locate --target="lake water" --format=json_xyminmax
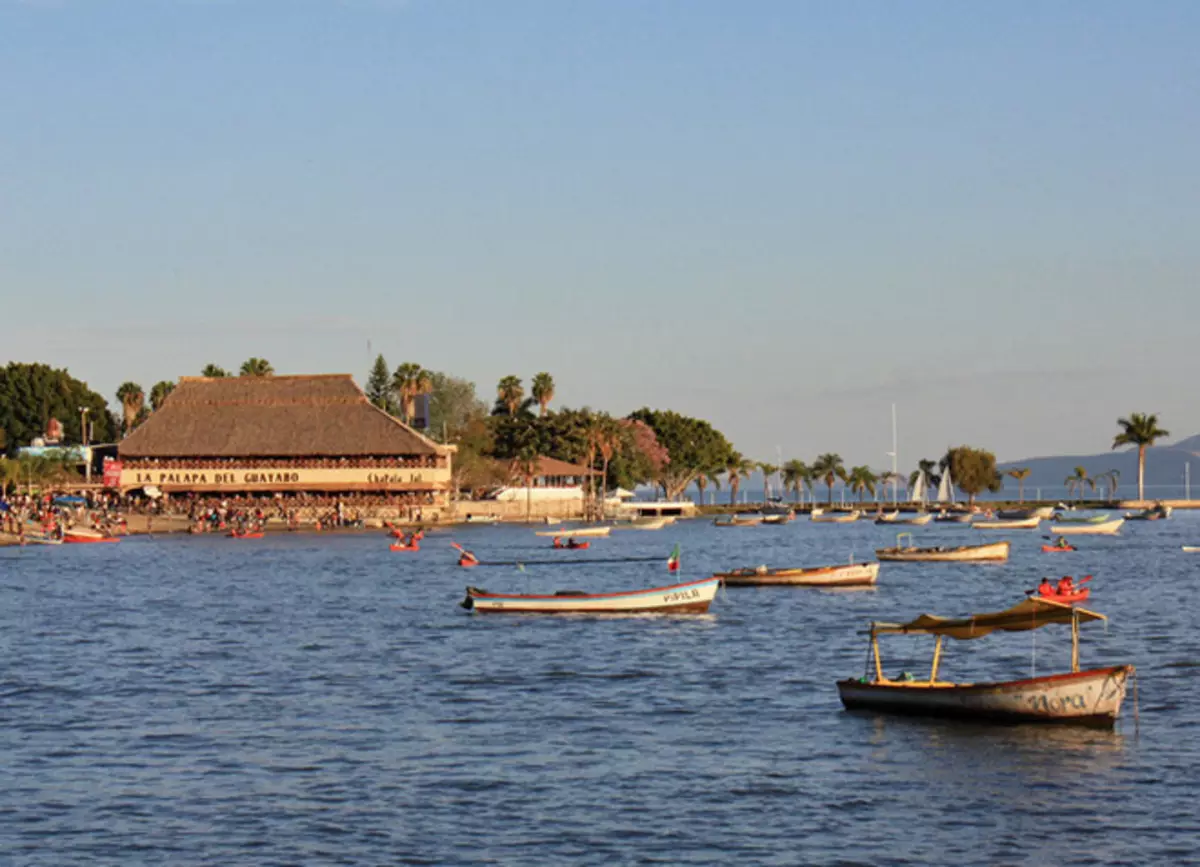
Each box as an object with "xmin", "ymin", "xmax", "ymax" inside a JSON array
[{"xmin": 2, "ymin": 517, "xmax": 1198, "ymax": 865}]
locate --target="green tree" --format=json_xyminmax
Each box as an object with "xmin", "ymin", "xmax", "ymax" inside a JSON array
[
  {"xmin": 427, "ymin": 372, "xmax": 487, "ymax": 443},
  {"xmin": 149, "ymin": 380, "xmax": 176, "ymax": 412},
  {"xmin": 116, "ymin": 382, "xmax": 145, "ymax": 435},
  {"xmin": 724, "ymin": 453, "xmax": 756, "ymax": 505},
  {"xmin": 1112, "ymin": 413, "xmax": 1170, "ymax": 501},
  {"xmin": 1007, "ymin": 467, "xmax": 1031, "ymax": 503},
  {"xmin": 782, "ymin": 460, "xmax": 809, "ymax": 503},
  {"xmin": 626, "ymin": 408, "xmax": 736, "ymax": 501},
  {"xmin": 391, "ymin": 362, "xmax": 433, "ymax": 425},
  {"xmin": 0, "ymin": 363, "xmax": 116, "ymax": 454},
  {"xmin": 757, "ymin": 462, "xmax": 779, "ymax": 502},
  {"xmin": 942, "ymin": 446, "xmax": 1001, "ymax": 505},
  {"xmin": 846, "ymin": 465, "xmax": 878, "ymax": 502},
  {"xmin": 201, "ymin": 364, "xmax": 228, "ymax": 378},
  {"xmin": 811, "ymin": 453, "xmax": 847, "ymax": 505},
  {"xmin": 496, "ymin": 375, "xmax": 525, "ymax": 417},
  {"xmin": 239, "ymin": 358, "xmax": 274, "ymax": 377},
  {"xmin": 531, "ymin": 372, "xmax": 555, "ymax": 417},
  {"xmin": 365, "ymin": 354, "xmax": 394, "ymax": 412}
]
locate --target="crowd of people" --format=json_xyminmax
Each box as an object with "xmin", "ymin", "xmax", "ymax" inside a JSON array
[{"xmin": 0, "ymin": 490, "xmax": 127, "ymax": 541}]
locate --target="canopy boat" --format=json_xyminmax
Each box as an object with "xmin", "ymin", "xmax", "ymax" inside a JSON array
[
  {"xmin": 715, "ymin": 561, "xmax": 879, "ymax": 587},
  {"xmin": 837, "ymin": 597, "xmax": 1132, "ymax": 725},
  {"xmin": 461, "ymin": 576, "xmax": 721, "ymax": 615},
  {"xmin": 1053, "ymin": 512, "xmax": 1111, "ymax": 524},
  {"xmin": 63, "ymin": 528, "xmax": 119, "ymax": 544},
  {"xmin": 876, "ymin": 535, "xmax": 1009, "ymax": 562},
  {"xmin": 714, "ymin": 515, "xmax": 763, "ymax": 527},
  {"xmin": 811, "ymin": 510, "xmax": 861, "ymax": 524},
  {"xmin": 534, "ymin": 526, "xmax": 612, "ymax": 538},
  {"xmin": 1052, "ymin": 519, "xmax": 1124, "ymax": 536},
  {"xmin": 1125, "ymin": 504, "xmax": 1173, "ymax": 521},
  {"xmin": 973, "ymin": 517, "xmax": 1041, "ymax": 530}
]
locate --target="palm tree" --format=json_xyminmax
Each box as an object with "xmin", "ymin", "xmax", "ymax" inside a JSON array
[
  {"xmin": 782, "ymin": 460, "xmax": 809, "ymax": 504},
  {"xmin": 811, "ymin": 453, "xmax": 847, "ymax": 505},
  {"xmin": 200, "ymin": 364, "xmax": 228, "ymax": 378},
  {"xmin": 757, "ymin": 462, "xmax": 779, "ymax": 503},
  {"xmin": 845, "ymin": 466, "xmax": 878, "ymax": 502},
  {"xmin": 1101, "ymin": 469, "xmax": 1121, "ymax": 501},
  {"xmin": 391, "ymin": 363, "xmax": 432, "ymax": 424},
  {"xmin": 239, "ymin": 358, "xmax": 274, "ymax": 377},
  {"xmin": 694, "ymin": 473, "xmax": 709, "ymax": 507},
  {"xmin": 149, "ymin": 380, "xmax": 176, "ymax": 412},
  {"xmin": 115, "ymin": 382, "xmax": 144, "ymax": 435},
  {"xmin": 725, "ymin": 453, "xmax": 756, "ymax": 506},
  {"xmin": 1064, "ymin": 466, "xmax": 1094, "ymax": 502},
  {"xmin": 497, "ymin": 376, "xmax": 525, "ymax": 416},
  {"xmin": 1113, "ymin": 413, "xmax": 1170, "ymax": 501},
  {"xmin": 705, "ymin": 472, "xmax": 722, "ymax": 505},
  {"xmin": 1007, "ymin": 468, "xmax": 1031, "ymax": 503},
  {"xmin": 531, "ymin": 372, "xmax": 555, "ymax": 417}
]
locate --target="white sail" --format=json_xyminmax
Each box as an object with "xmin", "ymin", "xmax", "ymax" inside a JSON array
[
  {"xmin": 910, "ymin": 470, "xmax": 927, "ymax": 504},
  {"xmin": 936, "ymin": 470, "xmax": 953, "ymax": 504}
]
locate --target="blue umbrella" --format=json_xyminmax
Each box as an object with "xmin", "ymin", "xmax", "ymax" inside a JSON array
[{"xmin": 53, "ymin": 495, "xmax": 87, "ymax": 506}]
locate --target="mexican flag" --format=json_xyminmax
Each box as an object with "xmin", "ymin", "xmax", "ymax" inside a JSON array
[{"xmin": 667, "ymin": 544, "xmax": 681, "ymax": 572}]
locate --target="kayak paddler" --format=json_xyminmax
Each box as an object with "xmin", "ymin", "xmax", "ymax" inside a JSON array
[{"xmin": 1038, "ymin": 577, "xmax": 1055, "ymax": 597}]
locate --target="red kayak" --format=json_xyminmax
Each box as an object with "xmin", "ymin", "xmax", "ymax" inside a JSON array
[
  {"xmin": 553, "ymin": 540, "xmax": 590, "ymax": 550},
  {"xmin": 390, "ymin": 542, "xmax": 420, "ymax": 552},
  {"xmin": 1037, "ymin": 587, "xmax": 1090, "ymax": 604},
  {"xmin": 229, "ymin": 532, "xmax": 264, "ymax": 540},
  {"xmin": 1041, "ymin": 545, "xmax": 1076, "ymax": 553},
  {"xmin": 63, "ymin": 534, "xmax": 119, "ymax": 544}
]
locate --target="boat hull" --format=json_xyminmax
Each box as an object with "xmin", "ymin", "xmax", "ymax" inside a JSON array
[
  {"xmin": 1052, "ymin": 519, "xmax": 1124, "ymax": 536},
  {"xmin": 534, "ymin": 526, "xmax": 612, "ymax": 537},
  {"xmin": 837, "ymin": 665, "xmax": 1133, "ymax": 726},
  {"xmin": 63, "ymin": 533, "xmax": 119, "ymax": 544},
  {"xmin": 463, "ymin": 577, "xmax": 720, "ymax": 615},
  {"xmin": 718, "ymin": 562, "xmax": 879, "ymax": 587},
  {"xmin": 811, "ymin": 511, "xmax": 861, "ymax": 524},
  {"xmin": 973, "ymin": 517, "xmax": 1041, "ymax": 530},
  {"xmin": 876, "ymin": 541, "xmax": 1010, "ymax": 562}
]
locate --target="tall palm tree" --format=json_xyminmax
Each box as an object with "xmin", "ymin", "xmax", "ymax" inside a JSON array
[
  {"xmin": 497, "ymin": 375, "xmax": 525, "ymax": 416},
  {"xmin": 725, "ymin": 453, "xmax": 756, "ymax": 506},
  {"xmin": 239, "ymin": 357, "xmax": 274, "ymax": 377},
  {"xmin": 757, "ymin": 462, "xmax": 779, "ymax": 503},
  {"xmin": 782, "ymin": 460, "xmax": 809, "ymax": 504},
  {"xmin": 1007, "ymin": 468, "xmax": 1031, "ymax": 503},
  {"xmin": 115, "ymin": 382, "xmax": 144, "ymax": 435},
  {"xmin": 391, "ymin": 363, "xmax": 433, "ymax": 424},
  {"xmin": 845, "ymin": 466, "xmax": 878, "ymax": 502},
  {"xmin": 811, "ymin": 453, "xmax": 847, "ymax": 505},
  {"xmin": 531, "ymin": 372, "xmax": 555, "ymax": 417},
  {"xmin": 200, "ymin": 364, "xmax": 228, "ymax": 378},
  {"xmin": 694, "ymin": 473, "xmax": 709, "ymax": 506},
  {"xmin": 1101, "ymin": 469, "xmax": 1121, "ymax": 501},
  {"xmin": 1113, "ymin": 413, "xmax": 1170, "ymax": 501},
  {"xmin": 149, "ymin": 380, "xmax": 176, "ymax": 412},
  {"xmin": 1064, "ymin": 466, "xmax": 1094, "ymax": 502}
]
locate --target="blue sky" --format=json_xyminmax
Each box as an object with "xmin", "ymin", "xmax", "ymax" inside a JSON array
[{"xmin": 2, "ymin": 1, "xmax": 1198, "ymax": 468}]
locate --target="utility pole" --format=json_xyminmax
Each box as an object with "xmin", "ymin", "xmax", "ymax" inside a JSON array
[{"xmin": 79, "ymin": 406, "xmax": 91, "ymax": 485}]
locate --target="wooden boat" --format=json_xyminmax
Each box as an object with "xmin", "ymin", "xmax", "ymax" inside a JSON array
[
  {"xmin": 1053, "ymin": 512, "xmax": 1111, "ymax": 524},
  {"xmin": 63, "ymin": 528, "xmax": 119, "ymax": 544},
  {"xmin": 1125, "ymin": 504, "xmax": 1172, "ymax": 521},
  {"xmin": 876, "ymin": 512, "xmax": 933, "ymax": 526},
  {"xmin": 998, "ymin": 506, "xmax": 1056, "ymax": 521},
  {"xmin": 836, "ymin": 597, "xmax": 1133, "ymax": 725},
  {"xmin": 625, "ymin": 517, "xmax": 670, "ymax": 530},
  {"xmin": 811, "ymin": 510, "xmax": 861, "ymax": 524},
  {"xmin": 876, "ymin": 537, "xmax": 1009, "ymax": 562},
  {"xmin": 934, "ymin": 513, "xmax": 972, "ymax": 524},
  {"xmin": 714, "ymin": 516, "xmax": 762, "ymax": 527},
  {"xmin": 1052, "ymin": 518, "xmax": 1124, "ymax": 536},
  {"xmin": 973, "ymin": 517, "xmax": 1041, "ymax": 530},
  {"xmin": 761, "ymin": 512, "xmax": 795, "ymax": 525},
  {"xmin": 1182, "ymin": 546, "xmax": 1200, "ymax": 553},
  {"xmin": 461, "ymin": 576, "xmax": 721, "ymax": 615},
  {"xmin": 715, "ymin": 561, "xmax": 879, "ymax": 587},
  {"xmin": 534, "ymin": 526, "xmax": 612, "ymax": 538}
]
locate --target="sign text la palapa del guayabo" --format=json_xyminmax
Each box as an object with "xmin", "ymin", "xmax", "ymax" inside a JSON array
[{"xmin": 118, "ymin": 466, "xmax": 450, "ymax": 491}]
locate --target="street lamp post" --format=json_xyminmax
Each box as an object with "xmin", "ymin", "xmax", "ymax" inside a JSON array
[{"xmin": 78, "ymin": 407, "xmax": 91, "ymax": 485}]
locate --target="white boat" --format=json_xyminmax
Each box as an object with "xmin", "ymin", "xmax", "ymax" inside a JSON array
[
  {"xmin": 876, "ymin": 539, "xmax": 1010, "ymax": 562},
  {"xmin": 876, "ymin": 513, "xmax": 933, "ymax": 526},
  {"xmin": 715, "ymin": 561, "xmax": 879, "ymax": 587},
  {"xmin": 461, "ymin": 576, "xmax": 720, "ymax": 614},
  {"xmin": 935, "ymin": 470, "xmax": 954, "ymax": 504},
  {"xmin": 623, "ymin": 517, "xmax": 670, "ymax": 530},
  {"xmin": 1052, "ymin": 518, "xmax": 1124, "ymax": 536},
  {"xmin": 811, "ymin": 510, "xmax": 861, "ymax": 524},
  {"xmin": 1182, "ymin": 546, "xmax": 1200, "ymax": 553},
  {"xmin": 837, "ymin": 597, "xmax": 1133, "ymax": 726},
  {"xmin": 534, "ymin": 526, "xmax": 612, "ymax": 537},
  {"xmin": 998, "ymin": 506, "xmax": 1056, "ymax": 521},
  {"xmin": 910, "ymin": 470, "xmax": 927, "ymax": 506},
  {"xmin": 463, "ymin": 514, "xmax": 500, "ymax": 524},
  {"xmin": 973, "ymin": 517, "xmax": 1041, "ymax": 530}
]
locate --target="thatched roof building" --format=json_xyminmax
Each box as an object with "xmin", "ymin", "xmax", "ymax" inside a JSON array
[{"xmin": 120, "ymin": 375, "xmax": 442, "ymax": 458}]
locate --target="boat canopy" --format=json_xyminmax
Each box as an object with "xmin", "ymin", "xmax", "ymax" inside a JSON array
[{"xmin": 871, "ymin": 597, "xmax": 1105, "ymax": 640}]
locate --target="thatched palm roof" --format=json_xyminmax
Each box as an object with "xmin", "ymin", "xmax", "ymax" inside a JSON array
[{"xmin": 119, "ymin": 375, "xmax": 443, "ymax": 457}]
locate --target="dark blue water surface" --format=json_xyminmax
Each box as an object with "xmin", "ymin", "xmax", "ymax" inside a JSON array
[{"xmin": 3, "ymin": 516, "xmax": 1198, "ymax": 865}]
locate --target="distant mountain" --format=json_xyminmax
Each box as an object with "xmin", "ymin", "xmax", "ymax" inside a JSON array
[{"xmin": 998, "ymin": 436, "xmax": 1200, "ymax": 500}]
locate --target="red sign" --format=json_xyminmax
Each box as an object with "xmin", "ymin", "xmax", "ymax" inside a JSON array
[{"xmin": 103, "ymin": 459, "xmax": 123, "ymax": 488}]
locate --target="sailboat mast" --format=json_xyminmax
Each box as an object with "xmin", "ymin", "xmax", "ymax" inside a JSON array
[{"xmin": 891, "ymin": 403, "xmax": 898, "ymax": 505}]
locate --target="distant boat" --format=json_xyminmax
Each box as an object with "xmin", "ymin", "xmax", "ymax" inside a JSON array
[
  {"xmin": 1182, "ymin": 546, "xmax": 1200, "ymax": 553},
  {"xmin": 998, "ymin": 506, "xmax": 1056, "ymax": 521},
  {"xmin": 715, "ymin": 561, "xmax": 879, "ymax": 587},
  {"xmin": 460, "ymin": 576, "xmax": 721, "ymax": 615},
  {"xmin": 714, "ymin": 515, "xmax": 763, "ymax": 527},
  {"xmin": 876, "ymin": 512, "xmax": 933, "ymax": 526},
  {"xmin": 876, "ymin": 538, "xmax": 1010, "ymax": 562},
  {"xmin": 464, "ymin": 515, "xmax": 500, "ymax": 525},
  {"xmin": 811, "ymin": 510, "xmax": 861, "ymax": 524},
  {"xmin": 534, "ymin": 526, "xmax": 612, "ymax": 537},
  {"xmin": 973, "ymin": 517, "xmax": 1041, "ymax": 530},
  {"xmin": 63, "ymin": 528, "xmax": 119, "ymax": 544},
  {"xmin": 934, "ymin": 512, "xmax": 972, "ymax": 524},
  {"xmin": 623, "ymin": 517, "xmax": 670, "ymax": 530},
  {"xmin": 761, "ymin": 512, "xmax": 795, "ymax": 525},
  {"xmin": 1124, "ymin": 504, "xmax": 1172, "ymax": 521},
  {"xmin": 1053, "ymin": 512, "xmax": 1111, "ymax": 524},
  {"xmin": 1052, "ymin": 518, "xmax": 1124, "ymax": 536}
]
